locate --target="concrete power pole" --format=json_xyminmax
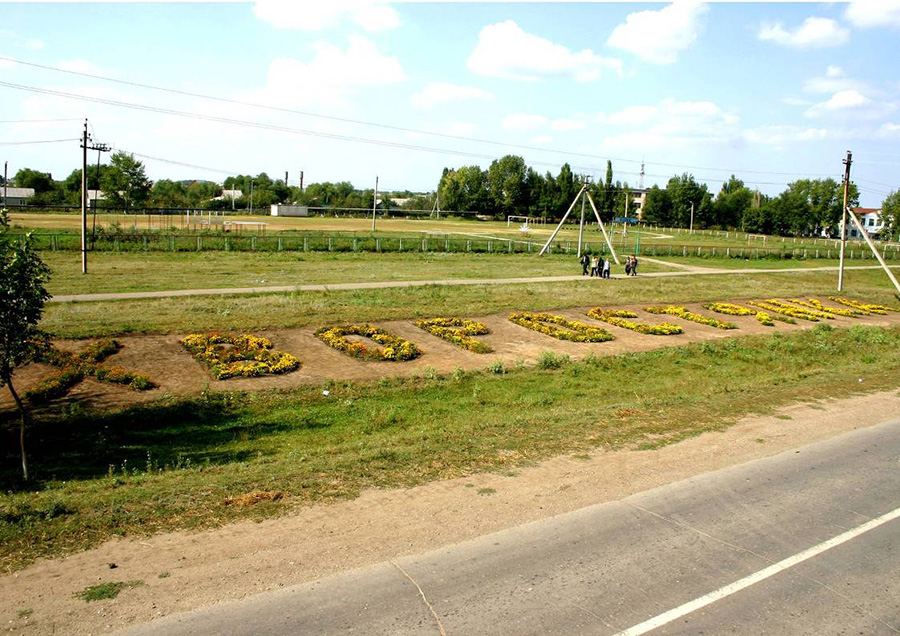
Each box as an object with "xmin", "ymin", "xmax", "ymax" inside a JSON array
[
  {"xmin": 690, "ymin": 201, "xmax": 695, "ymax": 235},
  {"xmin": 837, "ymin": 150, "xmax": 853, "ymax": 292},
  {"xmin": 299, "ymin": 170, "xmax": 304, "ymax": 191}
]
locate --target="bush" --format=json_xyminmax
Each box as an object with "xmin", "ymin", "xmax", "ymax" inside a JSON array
[{"xmin": 537, "ymin": 351, "xmax": 570, "ymax": 370}]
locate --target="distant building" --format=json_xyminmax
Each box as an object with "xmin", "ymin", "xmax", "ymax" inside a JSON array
[
  {"xmin": 214, "ymin": 189, "xmax": 243, "ymax": 201},
  {"xmin": 87, "ymin": 190, "xmax": 106, "ymax": 207},
  {"xmin": 0, "ymin": 187, "xmax": 35, "ymax": 206},
  {"xmin": 846, "ymin": 207, "xmax": 883, "ymax": 239}
]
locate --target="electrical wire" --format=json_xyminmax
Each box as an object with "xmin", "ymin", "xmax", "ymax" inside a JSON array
[
  {"xmin": 0, "ymin": 55, "xmax": 841, "ymax": 178},
  {"xmin": 0, "ymin": 138, "xmax": 79, "ymax": 145},
  {"xmin": 0, "ymin": 118, "xmax": 82, "ymax": 123}
]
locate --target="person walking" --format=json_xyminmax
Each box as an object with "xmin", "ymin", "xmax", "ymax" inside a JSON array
[
  {"xmin": 580, "ymin": 252, "xmax": 590, "ymax": 276},
  {"xmin": 590, "ymin": 255, "xmax": 599, "ymax": 277},
  {"xmin": 631, "ymin": 255, "xmax": 639, "ymax": 276},
  {"xmin": 603, "ymin": 257, "xmax": 611, "ymax": 278},
  {"xmin": 625, "ymin": 256, "xmax": 632, "ymax": 276},
  {"xmin": 597, "ymin": 255, "xmax": 605, "ymax": 279}
]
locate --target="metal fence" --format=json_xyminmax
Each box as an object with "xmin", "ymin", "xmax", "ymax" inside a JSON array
[{"xmin": 13, "ymin": 232, "xmax": 900, "ymax": 261}]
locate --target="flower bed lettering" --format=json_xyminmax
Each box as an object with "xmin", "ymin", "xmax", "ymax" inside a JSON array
[
  {"xmin": 829, "ymin": 297, "xmax": 897, "ymax": 315},
  {"xmin": 26, "ymin": 339, "xmax": 156, "ymax": 403},
  {"xmin": 415, "ymin": 317, "xmax": 493, "ymax": 353},
  {"xmin": 587, "ymin": 308, "xmax": 683, "ymax": 335},
  {"xmin": 788, "ymin": 298, "xmax": 858, "ymax": 317},
  {"xmin": 316, "ymin": 325, "xmax": 421, "ymax": 361},
  {"xmin": 748, "ymin": 299, "xmax": 833, "ymax": 322},
  {"xmin": 508, "ymin": 312, "xmax": 614, "ymax": 342},
  {"xmin": 702, "ymin": 302, "xmax": 794, "ymax": 327},
  {"xmin": 644, "ymin": 306, "xmax": 736, "ymax": 330},
  {"xmin": 181, "ymin": 333, "xmax": 300, "ymax": 379}
]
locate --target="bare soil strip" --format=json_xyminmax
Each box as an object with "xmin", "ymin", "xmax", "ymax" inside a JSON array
[
  {"xmin": 5, "ymin": 297, "xmax": 900, "ymax": 413},
  {"xmin": 3, "ymin": 390, "xmax": 898, "ymax": 636}
]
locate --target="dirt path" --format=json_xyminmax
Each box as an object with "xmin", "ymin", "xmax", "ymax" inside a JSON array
[
  {"xmin": 47, "ymin": 263, "xmax": 900, "ymax": 303},
  {"xmin": 2, "ymin": 390, "xmax": 898, "ymax": 636},
  {"xmin": 5, "ymin": 297, "xmax": 900, "ymax": 414}
]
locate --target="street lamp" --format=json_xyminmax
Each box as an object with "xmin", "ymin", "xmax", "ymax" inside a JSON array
[{"xmin": 250, "ymin": 179, "xmax": 255, "ymax": 215}]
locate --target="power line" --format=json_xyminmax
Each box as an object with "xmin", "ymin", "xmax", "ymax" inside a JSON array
[
  {"xmin": 0, "ymin": 118, "xmax": 82, "ymax": 123},
  {"xmin": 0, "ymin": 55, "xmax": 840, "ymax": 179},
  {"xmin": 0, "ymin": 138, "xmax": 79, "ymax": 145}
]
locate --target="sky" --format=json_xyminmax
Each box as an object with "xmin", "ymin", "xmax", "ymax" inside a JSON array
[{"xmin": 1, "ymin": 1, "xmax": 899, "ymax": 206}]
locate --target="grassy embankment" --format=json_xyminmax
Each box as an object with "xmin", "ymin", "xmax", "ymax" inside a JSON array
[{"xmin": 1, "ymin": 323, "xmax": 899, "ymax": 571}]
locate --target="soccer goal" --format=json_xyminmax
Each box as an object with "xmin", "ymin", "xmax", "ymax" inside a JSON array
[{"xmin": 507, "ymin": 215, "xmax": 545, "ymax": 228}]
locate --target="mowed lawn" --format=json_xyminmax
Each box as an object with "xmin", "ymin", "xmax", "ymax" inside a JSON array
[{"xmin": 41, "ymin": 251, "xmax": 669, "ymax": 296}]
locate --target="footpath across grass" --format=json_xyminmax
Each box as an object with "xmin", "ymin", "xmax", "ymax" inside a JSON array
[{"xmin": 2, "ymin": 324, "xmax": 900, "ymax": 570}]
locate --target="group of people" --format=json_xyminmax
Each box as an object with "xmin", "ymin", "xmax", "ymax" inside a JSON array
[{"xmin": 578, "ymin": 253, "xmax": 638, "ymax": 278}]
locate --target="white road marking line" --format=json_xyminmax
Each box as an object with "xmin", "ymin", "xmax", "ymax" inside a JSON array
[{"xmin": 613, "ymin": 505, "xmax": 900, "ymax": 636}]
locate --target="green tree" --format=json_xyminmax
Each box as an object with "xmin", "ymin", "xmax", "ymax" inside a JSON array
[
  {"xmin": 714, "ymin": 176, "xmax": 753, "ymax": 229},
  {"xmin": 487, "ymin": 155, "xmax": 527, "ymax": 217},
  {"xmin": 150, "ymin": 179, "xmax": 188, "ymax": 208},
  {"xmin": 101, "ymin": 152, "xmax": 152, "ymax": 210},
  {"xmin": 0, "ymin": 212, "xmax": 51, "ymax": 480},
  {"xmin": 881, "ymin": 190, "xmax": 900, "ymax": 241},
  {"xmin": 13, "ymin": 168, "xmax": 54, "ymax": 194},
  {"xmin": 641, "ymin": 185, "xmax": 673, "ymax": 226}
]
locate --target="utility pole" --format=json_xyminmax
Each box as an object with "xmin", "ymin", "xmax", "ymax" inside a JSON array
[
  {"xmin": 250, "ymin": 180, "xmax": 255, "ymax": 215},
  {"xmin": 837, "ymin": 150, "xmax": 852, "ymax": 292},
  {"xmin": 80, "ymin": 120, "xmax": 88, "ymax": 274},
  {"xmin": 284, "ymin": 171, "xmax": 288, "ymax": 186},
  {"xmin": 690, "ymin": 201, "xmax": 695, "ymax": 235},
  {"xmin": 2, "ymin": 161, "xmax": 7, "ymax": 209},
  {"xmin": 372, "ymin": 175, "xmax": 378, "ymax": 232},
  {"xmin": 299, "ymin": 170, "xmax": 304, "ymax": 191}
]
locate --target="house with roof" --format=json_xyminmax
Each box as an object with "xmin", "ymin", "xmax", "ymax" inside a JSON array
[
  {"xmin": 0, "ymin": 187, "xmax": 35, "ymax": 206},
  {"xmin": 845, "ymin": 207, "xmax": 884, "ymax": 239}
]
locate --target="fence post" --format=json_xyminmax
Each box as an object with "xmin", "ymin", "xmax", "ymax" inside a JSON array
[
  {"xmin": 170, "ymin": 235, "xmax": 175, "ymax": 252},
  {"xmin": 466, "ymin": 240, "xmax": 471, "ymax": 252},
  {"xmin": 399, "ymin": 238, "xmax": 403, "ymax": 252},
  {"xmin": 278, "ymin": 237, "xmax": 283, "ymax": 252},
  {"xmin": 376, "ymin": 238, "xmax": 381, "ymax": 252},
  {"xmin": 225, "ymin": 236, "xmax": 230, "ymax": 252}
]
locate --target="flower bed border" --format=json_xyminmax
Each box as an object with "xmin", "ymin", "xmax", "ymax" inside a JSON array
[
  {"xmin": 415, "ymin": 317, "xmax": 493, "ymax": 353},
  {"xmin": 315, "ymin": 324, "xmax": 422, "ymax": 361},
  {"xmin": 508, "ymin": 312, "xmax": 614, "ymax": 342}
]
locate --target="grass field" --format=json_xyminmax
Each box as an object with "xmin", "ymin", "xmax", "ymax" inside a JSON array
[
  {"xmin": 2, "ymin": 323, "xmax": 899, "ymax": 570},
  {"xmin": 40, "ymin": 251, "xmax": 669, "ymax": 296}
]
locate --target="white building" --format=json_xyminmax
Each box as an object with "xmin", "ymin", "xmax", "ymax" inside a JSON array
[
  {"xmin": 846, "ymin": 207, "xmax": 884, "ymax": 239},
  {"xmin": 0, "ymin": 187, "xmax": 35, "ymax": 206}
]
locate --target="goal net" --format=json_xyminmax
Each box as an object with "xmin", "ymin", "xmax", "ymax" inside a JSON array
[{"xmin": 507, "ymin": 215, "xmax": 546, "ymax": 228}]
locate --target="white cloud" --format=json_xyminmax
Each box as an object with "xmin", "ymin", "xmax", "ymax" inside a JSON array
[
  {"xmin": 743, "ymin": 125, "xmax": 833, "ymax": 146},
  {"xmin": 25, "ymin": 39, "xmax": 43, "ymax": 51},
  {"xmin": 878, "ymin": 123, "xmax": 900, "ymax": 138},
  {"xmin": 502, "ymin": 113, "xmax": 548, "ymax": 130},
  {"xmin": 256, "ymin": 35, "xmax": 407, "ymax": 108},
  {"xmin": 758, "ymin": 17, "xmax": 849, "ymax": 49},
  {"xmin": 845, "ymin": 0, "xmax": 900, "ymax": 29},
  {"xmin": 529, "ymin": 135, "xmax": 553, "ymax": 145},
  {"xmin": 606, "ymin": 1, "xmax": 708, "ymax": 65},
  {"xmin": 253, "ymin": 0, "xmax": 400, "ymax": 32},
  {"xmin": 599, "ymin": 105, "xmax": 657, "ymax": 126},
  {"xmin": 803, "ymin": 67, "xmax": 865, "ymax": 94},
  {"xmin": 805, "ymin": 89, "xmax": 870, "ymax": 117},
  {"xmin": 467, "ymin": 20, "xmax": 622, "ymax": 82},
  {"xmin": 782, "ymin": 97, "xmax": 811, "ymax": 106},
  {"xmin": 598, "ymin": 98, "xmax": 740, "ymax": 151},
  {"xmin": 550, "ymin": 118, "xmax": 585, "ymax": 132},
  {"xmin": 411, "ymin": 82, "xmax": 492, "ymax": 110}
]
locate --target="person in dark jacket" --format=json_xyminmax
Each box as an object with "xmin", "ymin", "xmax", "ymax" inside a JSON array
[{"xmin": 580, "ymin": 252, "xmax": 590, "ymax": 276}]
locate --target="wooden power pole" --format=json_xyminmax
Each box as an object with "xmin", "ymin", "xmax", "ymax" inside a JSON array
[
  {"xmin": 80, "ymin": 120, "xmax": 88, "ymax": 274},
  {"xmin": 837, "ymin": 150, "xmax": 852, "ymax": 292}
]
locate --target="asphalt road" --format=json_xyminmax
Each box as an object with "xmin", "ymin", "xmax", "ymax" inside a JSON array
[{"xmin": 118, "ymin": 418, "xmax": 900, "ymax": 636}]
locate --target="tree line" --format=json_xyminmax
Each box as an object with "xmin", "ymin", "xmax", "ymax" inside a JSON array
[{"xmin": 5, "ymin": 151, "xmax": 898, "ymax": 239}]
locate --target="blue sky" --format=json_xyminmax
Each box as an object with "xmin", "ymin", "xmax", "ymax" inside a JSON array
[{"xmin": 1, "ymin": 1, "xmax": 899, "ymax": 206}]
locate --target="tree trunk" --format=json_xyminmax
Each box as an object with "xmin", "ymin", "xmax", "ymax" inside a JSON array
[{"xmin": 5, "ymin": 378, "xmax": 29, "ymax": 481}]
